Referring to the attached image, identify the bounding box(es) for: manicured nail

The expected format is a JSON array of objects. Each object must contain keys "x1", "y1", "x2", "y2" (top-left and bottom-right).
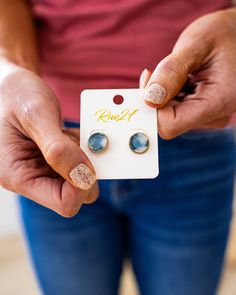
[
  {"x1": 144, "y1": 83, "x2": 167, "y2": 104},
  {"x1": 140, "y1": 69, "x2": 149, "y2": 88},
  {"x1": 69, "y1": 163, "x2": 96, "y2": 190}
]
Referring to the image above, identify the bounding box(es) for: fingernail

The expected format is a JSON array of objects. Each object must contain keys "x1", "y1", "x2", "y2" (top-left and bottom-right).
[
  {"x1": 140, "y1": 68, "x2": 149, "y2": 88},
  {"x1": 144, "y1": 83, "x2": 167, "y2": 104},
  {"x1": 69, "y1": 163, "x2": 96, "y2": 190}
]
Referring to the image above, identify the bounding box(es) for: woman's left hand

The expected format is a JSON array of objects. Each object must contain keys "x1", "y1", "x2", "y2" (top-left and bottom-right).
[{"x1": 140, "y1": 8, "x2": 236, "y2": 139}]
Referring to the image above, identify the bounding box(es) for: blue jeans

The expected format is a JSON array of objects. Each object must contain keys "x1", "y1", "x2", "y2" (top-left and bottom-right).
[{"x1": 19, "y1": 122, "x2": 235, "y2": 295}]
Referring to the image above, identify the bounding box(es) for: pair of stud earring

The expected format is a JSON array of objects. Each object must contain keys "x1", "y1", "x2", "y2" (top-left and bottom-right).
[{"x1": 88, "y1": 132, "x2": 149, "y2": 154}]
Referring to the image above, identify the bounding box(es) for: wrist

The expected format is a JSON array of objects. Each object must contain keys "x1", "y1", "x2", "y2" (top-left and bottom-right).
[
  {"x1": 0, "y1": 58, "x2": 39, "y2": 85},
  {"x1": 0, "y1": 49, "x2": 39, "y2": 74}
]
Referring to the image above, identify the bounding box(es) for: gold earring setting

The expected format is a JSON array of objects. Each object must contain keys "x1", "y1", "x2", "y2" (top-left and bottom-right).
[
  {"x1": 129, "y1": 132, "x2": 149, "y2": 154},
  {"x1": 88, "y1": 132, "x2": 109, "y2": 153}
]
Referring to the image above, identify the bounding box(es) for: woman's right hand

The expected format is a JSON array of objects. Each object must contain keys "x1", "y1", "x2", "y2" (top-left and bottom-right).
[{"x1": 0, "y1": 61, "x2": 98, "y2": 217}]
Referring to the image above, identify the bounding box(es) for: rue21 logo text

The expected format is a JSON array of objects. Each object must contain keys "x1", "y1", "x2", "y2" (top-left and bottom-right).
[{"x1": 95, "y1": 109, "x2": 139, "y2": 123}]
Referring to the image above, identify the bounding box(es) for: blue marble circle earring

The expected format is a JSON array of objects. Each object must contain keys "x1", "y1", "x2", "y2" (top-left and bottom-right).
[
  {"x1": 88, "y1": 132, "x2": 109, "y2": 153},
  {"x1": 129, "y1": 132, "x2": 149, "y2": 154}
]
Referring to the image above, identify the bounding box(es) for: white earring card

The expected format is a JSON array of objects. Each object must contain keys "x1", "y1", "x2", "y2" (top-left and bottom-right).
[{"x1": 80, "y1": 89, "x2": 159, "y2": 179}]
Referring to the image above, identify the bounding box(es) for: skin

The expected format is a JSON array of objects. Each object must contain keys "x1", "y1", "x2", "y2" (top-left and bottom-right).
[
  {"x1": 140, "y1": 7, "x2": 236, "y2": 139},
  {"x1": 0, "y1": 0, "x2": 99, "y2": 217},
  {"x1": 0, "y1": 1, "x2": 235, "y2": 215}
]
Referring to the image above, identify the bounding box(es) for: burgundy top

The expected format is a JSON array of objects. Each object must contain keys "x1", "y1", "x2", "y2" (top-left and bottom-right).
[{"x1": 31, "y1": 0, "x2": 231, "y2": 121}]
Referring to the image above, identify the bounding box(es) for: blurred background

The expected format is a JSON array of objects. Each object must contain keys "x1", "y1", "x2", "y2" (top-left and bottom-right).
[{"x1": 0, "y1": 186, "x2": 236, "y2": 295}]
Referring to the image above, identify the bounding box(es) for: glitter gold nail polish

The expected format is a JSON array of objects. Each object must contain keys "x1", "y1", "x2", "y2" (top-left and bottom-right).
[
  {"x1": 144, "y1": 83, "x2": 167, "y2": 105},
  {"x1": 69, "y1": 163, "x2": 96, "y2": 190}
]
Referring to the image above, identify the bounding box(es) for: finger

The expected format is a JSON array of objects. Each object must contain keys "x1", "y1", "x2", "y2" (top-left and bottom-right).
[
  {"x1": 175, "y1": 76, "x2": 197, "y2": 101},
  {"x1": 83, "y1": 181, "x2": 99, "y2": 204},
  {"x1": 0, "y1": 136, "x2": 98, "y2": 216},
  {"x1": 143, "y1": 33, "x2": 211, "y2": 108},
  {"x1": 139, "y1": 69, "x2": 152, "y2": 88},
  {"x1": 157, "y1": 85, "x2": 223, "y2": 139},
  {"x1": 157, "y1": 69, "x2": 231, "y2": 139},
  {"x1": 199, "y1": 116, "x2": 231, "y2": 129},
  {"x1": 19, "y1": 97, "x2": 97, "y2": 192},
  {"x1": 61, "y1": 127, "x2": 97, "y2": 203},
  {"x1": 18, "y1": 174, "x2": 99, "y2": 217},
  {"x1": 62, "y1": 128, "x2": 80, "y2": 145}
]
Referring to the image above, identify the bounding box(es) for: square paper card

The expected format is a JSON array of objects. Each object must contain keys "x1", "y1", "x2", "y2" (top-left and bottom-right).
[{"x1": 80, "y1": 89, "x2": 159, "y2": 179}]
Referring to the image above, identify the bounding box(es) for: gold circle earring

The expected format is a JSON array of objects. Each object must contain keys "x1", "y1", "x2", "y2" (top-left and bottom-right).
[
  {"x1": 88, "y1": 132, "x2": 109, "y2": 153},
  {"x1": 129, "y1": 132, "x2": 149, "y2": 154}
]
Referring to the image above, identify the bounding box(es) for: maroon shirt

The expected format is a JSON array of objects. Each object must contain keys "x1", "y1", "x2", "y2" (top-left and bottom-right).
[{"x1": 31, "y1": 0, "x2": 232, "y2": 121}]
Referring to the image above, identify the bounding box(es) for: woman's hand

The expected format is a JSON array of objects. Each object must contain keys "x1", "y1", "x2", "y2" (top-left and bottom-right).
[
  {"x1": 140, "y1": 8, "x2": 236, "y2": 139},
  {"x1": 0, "y1": 61, "x2": 98, "y2": 217}
]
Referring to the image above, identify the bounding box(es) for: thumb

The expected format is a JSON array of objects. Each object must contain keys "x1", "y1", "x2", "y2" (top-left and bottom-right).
[
  {"x1": 144, "y1": 43, "x2": 209, "y2": 108},
  {"x1": 40, "y1": 129, "x2": 96, "y2": 191},
  {"x1": 20, "y1": 100, "x2": 97, "y2": 192},
  {"x1": 39, "y1": 128, "x2": 96, "y2": 191}
]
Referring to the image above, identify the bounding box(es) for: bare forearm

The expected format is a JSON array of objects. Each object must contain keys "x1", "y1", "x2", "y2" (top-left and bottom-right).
[{"x1": 0, "y1": 0, "x2": 39, "y2": 73}]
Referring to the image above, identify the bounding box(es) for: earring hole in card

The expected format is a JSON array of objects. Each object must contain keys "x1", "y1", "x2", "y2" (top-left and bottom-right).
[{"x1": 113, "y1": 95, "x2": 124, "y2": 105}]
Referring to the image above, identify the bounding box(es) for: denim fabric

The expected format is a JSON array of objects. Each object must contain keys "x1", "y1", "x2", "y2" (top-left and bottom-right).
[{"x1": 19, "y1": 122, "x2": 235, "y2": 295}]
